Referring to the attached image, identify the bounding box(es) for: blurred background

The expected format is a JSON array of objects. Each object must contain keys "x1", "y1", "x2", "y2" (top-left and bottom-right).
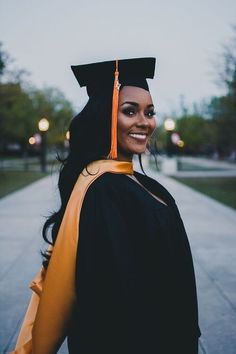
[
  {"x1": 0, "y1": 0, "x2": 236, "y2": 207},
  {"x1": 0, "y1": 1, "x2": 236, "y2": 353}
]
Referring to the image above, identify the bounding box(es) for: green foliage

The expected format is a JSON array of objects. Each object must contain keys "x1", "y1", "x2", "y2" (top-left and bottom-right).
[
  {"x1": 207, "y1": 94, "x2": 236, "y2": 154},
  {"x1": 29, "y1": 87, "x2": 74, "y2": 145},
  {"x1": 176, "y1": 115, "x2": 217, "y2": 154},
  {"x1": 209, "y1": 25, "x2": 236, "y2": 155},
  {"x1": 0, "y1": 83, "x2": 36, "y2": 145},
  {"x1": 0, "y1": 83, "x2": 74, "y2": 150},
  {"x1": 157, "y1": 26, "x2": 236, "y2": 157},
  {"x1": 0, "y1": 44, "x2": 75, "y2": 153}
]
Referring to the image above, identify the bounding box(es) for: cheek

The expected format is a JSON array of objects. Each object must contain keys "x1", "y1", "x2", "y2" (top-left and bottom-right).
[{"x1": 117, "y1": 114, "x2": 131, "y2": 136}]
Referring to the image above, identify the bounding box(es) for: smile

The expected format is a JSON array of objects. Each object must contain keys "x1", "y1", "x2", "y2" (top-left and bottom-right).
[{"x1": 128, "y1": 133, "x2": 148, "y2": 141}]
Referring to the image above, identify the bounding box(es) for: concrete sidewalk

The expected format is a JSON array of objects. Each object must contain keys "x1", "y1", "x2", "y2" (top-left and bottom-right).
[
  {"x1": 145, "y1": 167, "x2": 236, "y2": 354},
  {"x1": 0, "y1": 174, "x2": 63, "y2": 353},
  {"x1": 1, "y1": 167, "x2": 236, "y2": 353}
]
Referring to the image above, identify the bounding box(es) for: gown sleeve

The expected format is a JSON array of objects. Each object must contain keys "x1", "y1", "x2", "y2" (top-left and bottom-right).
[{"x1": 68, "y1": 174, "x2": 149, "y2": 353}]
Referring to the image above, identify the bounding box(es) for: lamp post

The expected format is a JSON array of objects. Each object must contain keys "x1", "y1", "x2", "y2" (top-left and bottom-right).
[
  {"x1": 164, "y1": 118, "x2": 176, "y2": 157},
  {"x1": 38, "y1": 118, "x2": 49, "y2": 173}
]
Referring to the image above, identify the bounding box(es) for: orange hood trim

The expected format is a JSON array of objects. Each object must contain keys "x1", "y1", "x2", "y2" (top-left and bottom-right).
[{"x1": 10, "y1": 159, "x2": 133, "y2": 354}]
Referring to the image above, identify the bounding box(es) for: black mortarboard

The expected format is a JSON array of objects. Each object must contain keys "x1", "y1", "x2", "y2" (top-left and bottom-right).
[
  {"x1": 71, "y1": 57, "x2": 156, "y2": 159},
  {"x1": 71, "y1": 57, "x2": 156, "y2": 97}
]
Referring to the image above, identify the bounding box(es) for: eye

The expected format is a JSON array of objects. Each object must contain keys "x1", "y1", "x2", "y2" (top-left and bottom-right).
[
  {"x1": 145, "y1": 110, "x2": 156, "y2": 118},
  {"x1": 122, "y1": 107, "x2": 136, "y2": 116}
]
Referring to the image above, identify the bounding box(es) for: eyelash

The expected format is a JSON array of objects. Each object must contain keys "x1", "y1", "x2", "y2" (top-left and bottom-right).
[{"x1": 122, "y1": 108, "x2": 156, "y2": 118}]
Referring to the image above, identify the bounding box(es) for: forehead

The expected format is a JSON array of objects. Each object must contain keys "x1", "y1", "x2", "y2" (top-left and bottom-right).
[{"x1": 119, "y1": 86, "x2": 153, "y2": 104}]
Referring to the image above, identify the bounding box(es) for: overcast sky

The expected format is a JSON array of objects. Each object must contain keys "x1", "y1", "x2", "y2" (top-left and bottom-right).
[{"x1": 1, "y1": 0, "x2": 236, "y2": 118}]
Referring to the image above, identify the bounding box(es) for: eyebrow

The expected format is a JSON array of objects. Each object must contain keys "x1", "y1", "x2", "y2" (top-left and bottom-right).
[{"x1": 121, "y1": 101, "x2": 154, "y2": 108}]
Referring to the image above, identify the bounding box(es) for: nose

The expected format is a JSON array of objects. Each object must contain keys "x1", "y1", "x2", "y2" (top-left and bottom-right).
[{"x1": 136, "y1": 112, "x2": 149, "y2": 128}]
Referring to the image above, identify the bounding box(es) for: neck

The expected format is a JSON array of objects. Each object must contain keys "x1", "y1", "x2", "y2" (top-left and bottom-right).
[{"x1": 116, "y1": 152, "x2": 133, "y2": 163}]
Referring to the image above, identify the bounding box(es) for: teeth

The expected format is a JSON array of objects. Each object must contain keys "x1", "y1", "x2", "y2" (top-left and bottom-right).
[{"x1": 129, "y1": 133, "x2": 147, "y2": 140}]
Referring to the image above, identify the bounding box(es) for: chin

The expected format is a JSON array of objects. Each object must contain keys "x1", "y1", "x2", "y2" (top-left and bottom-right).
[
  {"x1": 131, "y1": 147, "x2": 146, "y2": 155},
  {"x1": 118, "y1": 142, "x2": 147, "y2": 157},
  {"x1": 131, "y1": 144, "x2": 147, "y2": 154}
]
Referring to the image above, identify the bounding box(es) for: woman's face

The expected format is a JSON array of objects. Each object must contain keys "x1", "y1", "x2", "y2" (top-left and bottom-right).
[{"x1": 117, "y1": 86, "x2": 156, "y2": 162}]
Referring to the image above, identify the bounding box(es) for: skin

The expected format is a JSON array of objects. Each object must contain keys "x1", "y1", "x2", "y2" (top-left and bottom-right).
[{"x1": 117, "y1": 86, "x2": 156, "y2": 162}]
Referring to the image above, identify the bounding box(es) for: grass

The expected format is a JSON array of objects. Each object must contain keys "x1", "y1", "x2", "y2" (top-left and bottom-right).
[
  {"x1": 172, "y1": 177, "x2": 236, "y2": 210},
  {"x1": 0, "y1": 171, "x2": 50, "y2": 198}
]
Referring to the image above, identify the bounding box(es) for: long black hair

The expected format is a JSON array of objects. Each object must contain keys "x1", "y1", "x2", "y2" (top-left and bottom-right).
[
  {"x1": 42, "y1": 89, "x2": 146, "y2": 267},
  {"x1": 42, "y1": 91, "x2": 113, "y2": 266}
]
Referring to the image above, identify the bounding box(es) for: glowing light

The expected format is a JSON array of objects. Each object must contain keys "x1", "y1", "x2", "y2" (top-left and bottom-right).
[
  {"x1": 66, "y1": 131, "x2": 70, "y2": 140},
  {"x1": 171, "y1": 132, "x2": 180, "y2": 144},
  {"x1": 177, "y1": 140, "x2": 185, "y2": 148},
  {"x1": 164, "y1": 118, "x2": 175, "y2": 131},
  {"x1": 29, "y1": 137, "x2": 36, "y2": 145},
  {"x1": 38, "y1": 118, "x2": 49, "y2": 132},
  {"x1": 34, "y1": 133, "x2": 41, "y2": 144}
]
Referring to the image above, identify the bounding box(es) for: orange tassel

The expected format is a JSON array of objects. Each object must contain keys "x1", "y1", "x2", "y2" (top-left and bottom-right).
[{"x1": 108, "y1": 59, "x2": 120, "y2": 159}]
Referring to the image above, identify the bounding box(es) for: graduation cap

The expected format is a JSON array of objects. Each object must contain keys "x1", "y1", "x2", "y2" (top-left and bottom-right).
[{"x1": 71, "y1": 57, "x2": 156, "y2": 159}]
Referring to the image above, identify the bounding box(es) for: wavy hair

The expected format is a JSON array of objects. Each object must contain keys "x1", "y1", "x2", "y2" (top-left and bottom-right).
[{"x1": 42, "y1": 89, "x2": 146, "y2": 267}]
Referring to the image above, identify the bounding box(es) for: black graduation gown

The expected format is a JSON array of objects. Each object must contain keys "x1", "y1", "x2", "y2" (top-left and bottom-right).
[{"x1": 67, "y1": 171, "x2": 201, "y2": 354}]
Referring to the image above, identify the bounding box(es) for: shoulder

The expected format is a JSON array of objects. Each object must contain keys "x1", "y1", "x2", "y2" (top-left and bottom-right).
[
  {"x1": 86, "y1": 172, "x2": 129, "y2": 195},
  {"x1": 80, "y1": 173, "x2": 136, "y2": 227},
  {"x1": 91, "y1": 171, "x2": 127, "y2": 187},
  {"x1": 82, "y1": 172, "x2": 131, "y2": 206}
]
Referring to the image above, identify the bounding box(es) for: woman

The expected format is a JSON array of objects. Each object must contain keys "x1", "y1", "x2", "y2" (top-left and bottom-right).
[{"x1": 11, "y1": 58, "x2": 201, "y2": 354}]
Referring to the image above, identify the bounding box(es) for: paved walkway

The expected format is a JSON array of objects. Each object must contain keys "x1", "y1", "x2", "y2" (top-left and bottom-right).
[
  {"x1": 169, "y1": 170, "x2": 236, "y2": 177},
  {"x1": 145, "y1": 167, "x2": 236, "y2": 354},
  {"x1": 1, "y1": 164, "x2": 236, "y2": 353}
]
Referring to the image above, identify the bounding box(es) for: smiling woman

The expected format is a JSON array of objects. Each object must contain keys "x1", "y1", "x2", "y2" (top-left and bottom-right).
[
  {"x1": 11, "y1": 58, "x2": 201, "y2": 354},
  {"x1": 117, "y1": 86, "x2": 156, "y2": 161}
]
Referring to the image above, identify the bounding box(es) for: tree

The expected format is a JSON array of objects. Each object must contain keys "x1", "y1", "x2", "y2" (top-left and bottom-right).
[
  {"x1": 0, "y1": 43, "x2": 6, "y2": 77},
  {"x1": 0, "y1": 82, "x2": 36, "y2": 152},
  {"x1": 207, "y1": 94, "x2": 236, "y2": 156},
  {"x1": 0, "y1": 42, "x2": 11, "y2": 80},
  {"x1": 176, "y1": 114, "x2": 217, "y2": 155},
  {"x1": 216, "y1": 25, "x2": 236, "y2": 94},
  {"x1": 29, "y1": 87, "x2": 74, "y2": 146},
  {"x1": 209, "y1": 25, "x2": 236, "y2": 157},
  {"x1": 0, "y1": 44, "x2": 75, "y2": 155},
  {"x1": 0, "y1": 42, "x2": 28, "y2": 84}
]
